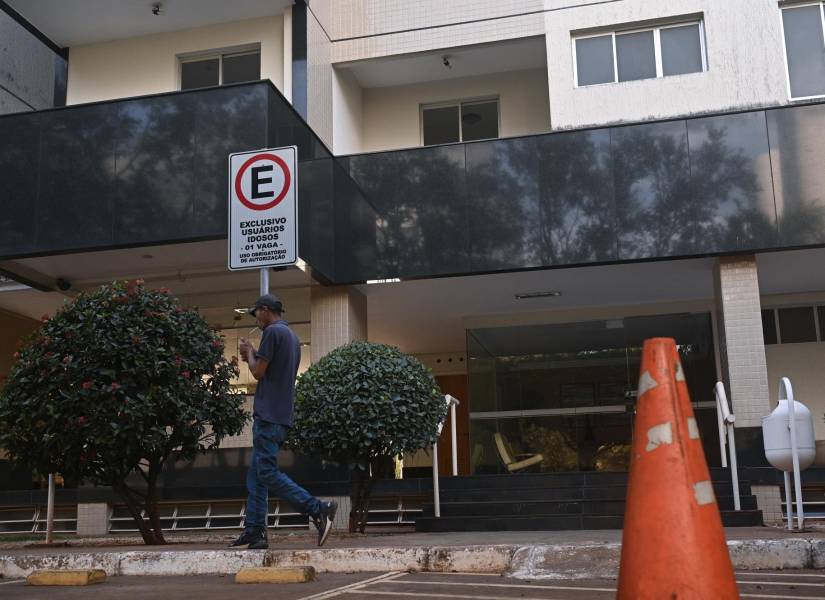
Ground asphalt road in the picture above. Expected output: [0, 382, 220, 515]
[3, 570, 825, 599]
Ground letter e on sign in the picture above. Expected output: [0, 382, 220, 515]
[228, 146, 298, 271]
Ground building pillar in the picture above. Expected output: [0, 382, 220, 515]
[714, 255, 771, 466]
[310, 286, 367, 363]
[291, 0, 307, 120]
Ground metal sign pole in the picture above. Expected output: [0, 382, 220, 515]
[260, 268, 269, 296]
[46, 473, 55, 544]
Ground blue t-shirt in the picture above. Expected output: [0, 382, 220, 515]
[253, 320, 301, 426]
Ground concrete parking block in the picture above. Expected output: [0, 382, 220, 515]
[234, 566, 316, 584]
[27, 569, 107, 586]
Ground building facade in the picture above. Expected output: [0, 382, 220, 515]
[2, 0, 825, 531]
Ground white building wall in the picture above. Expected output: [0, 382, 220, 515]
[66, 16, 285, 105]
[545, 0, 788, 130]
[332, 67, 364, 155]
[766, 343, 825, 443]
[307, 8, 334, 148]
[361, 68, 550, 153]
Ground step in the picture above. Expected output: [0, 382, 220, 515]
[414, 509, 763, 533]
[438, 483, 751, 503]
[420, 495, 758, 518]
[435, 472, 629, 490]
[414, 514, 624, 532]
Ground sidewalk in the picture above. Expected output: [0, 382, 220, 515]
[2, 527, 825, 580]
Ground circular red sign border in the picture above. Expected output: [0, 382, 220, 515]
[234, 153, 291, 211]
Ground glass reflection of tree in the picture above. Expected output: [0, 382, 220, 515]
[349, 147, 471, 277]
[614, 124, 774, 257]
[344, 115, 825, 280]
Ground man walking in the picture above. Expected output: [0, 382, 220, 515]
[230, 293, 337, 550]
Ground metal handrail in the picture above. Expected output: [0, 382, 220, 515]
[432, 394, 461, 518]
[715, 382, 741, 510]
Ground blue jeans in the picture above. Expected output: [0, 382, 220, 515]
[245, 419, 322, 530]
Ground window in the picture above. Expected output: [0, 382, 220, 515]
[762, 309, 778, 345]
[421, 99, 499, 146]
[180, 49, 261, 90]
[574, 21, 706, 87]
[781, 3, 825, 99]
[762, 305, 825, 344]
[778, 307, 817, 343]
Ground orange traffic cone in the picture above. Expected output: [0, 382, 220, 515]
[617, 338, 738, 599]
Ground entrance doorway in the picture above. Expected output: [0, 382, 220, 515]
[467, 312, 719, 474]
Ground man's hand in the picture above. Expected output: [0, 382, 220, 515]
[239, 339, 254, 363]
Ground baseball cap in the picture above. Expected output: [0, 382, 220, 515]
[249, 294, 284, 316]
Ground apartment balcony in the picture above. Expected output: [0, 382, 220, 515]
[0, 81, 371, 284]
[337, 101, 825, 282]
[2, 82, 825, 286]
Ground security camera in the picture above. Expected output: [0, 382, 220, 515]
[151, 2, 163, 16]
[442, 56, 452, 69]
[56, 278, 71, 291]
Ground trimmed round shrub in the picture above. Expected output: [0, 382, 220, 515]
[292, 341, 446, 531]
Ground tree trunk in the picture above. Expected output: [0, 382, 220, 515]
[348, 457, 394, 533]
[144, 460, 166, 545]
[111, 458, 166, 546]
[113, 483, 165, 545]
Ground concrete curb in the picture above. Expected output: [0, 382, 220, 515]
[1, 539, 822, 580]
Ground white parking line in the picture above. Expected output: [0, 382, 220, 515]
[737, 581, 824, 587]
[741, 594, 825, 600]
[387, 580, 616, 592]
[0, 579, 25, 586]
[296, 572, 403, 600]
[737, 572, 825, 579]
[343, 592, 606, 600]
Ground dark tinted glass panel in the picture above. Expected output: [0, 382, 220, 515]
[422, 106, 460, 146]
[778, 307, 817, 343]
[191, 85, 268, 236]
[222, 52, 261, 84]
[0, 113, 40, 255]
[576, 35, 615, 86]
[537, 128, 618, 264]
[766, 104, 825, 246]
[467, 137, 541, 271]
[347, 144, 469, 278]
[614, 120, 691, 259]
[37, 105, 117, 251]
[819, 307, 825, 340]
[461, 101, 498, 141]
[181, 58, 219, 90]
[661, 24, 703, 76]
[762, 309, 777, 345]
[782, 6, 825, 98]
[616, 30, 656, 82]
[686, 111, 778, 251]
[332, 160, 378, 283]
[297, 159, 335, 280]
[114, 95, 196, 243]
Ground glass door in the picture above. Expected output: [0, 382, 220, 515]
[467, 312, 718, 474]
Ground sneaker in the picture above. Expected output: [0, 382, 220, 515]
[312, 501, 338, 547]
[228, 527, 268, 550]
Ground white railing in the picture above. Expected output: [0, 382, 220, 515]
[715, 382, 741, 511]
[108, 497, 421, 533]
[108, 499, 306, 533]
[432, 394, 460, 519]
[0, 505, 77, 535]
